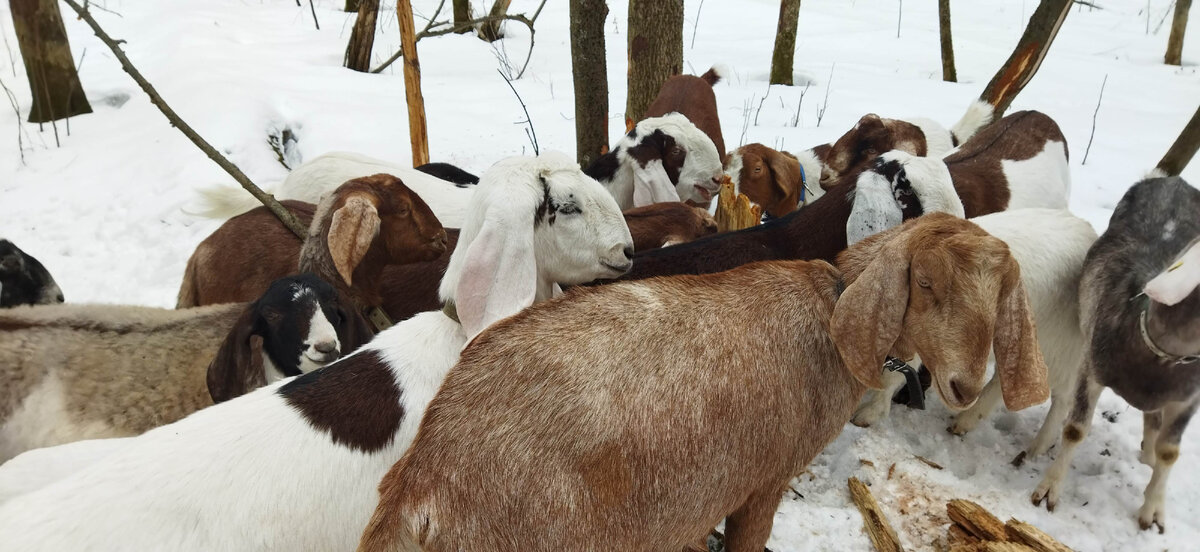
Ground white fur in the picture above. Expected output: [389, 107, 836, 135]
[725, 152, 744, 194]
[1000, 140, 1071, 210]
[1144, 239, 1200, 306]
[845, 150, 964, 246]
[299, 304, 339, 369]
[0, 153, 633, 550]
[0, 437, 132, 505]
[794, 147, 826, 204]
[949, 99, 996, 145]
[853, 209, 1097, 461]
[191, 152, 474, 226]
[846, 171, 903, 245]
[604, 113, 723, 208]
[907, 117, 955, 158]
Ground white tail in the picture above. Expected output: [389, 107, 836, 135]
[187, 183, 274, 219]
[950, 99, 996, 145]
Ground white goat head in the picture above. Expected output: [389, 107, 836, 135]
[846, 150, 964, 246]
[612, 113, 724, 208]
[440, 151, 634, 339]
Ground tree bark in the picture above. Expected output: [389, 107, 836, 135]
[978, 0, 1071, 118]
[770, 0, 802, 86]
[452, 0, 473, 33]
[478, 0, 512, 42]
[396, 0, 430, 166]
[625, 0, 683, 128]
[345, 0, 360, 12]
[10, 0, 92, 123]
[938, 0, 957, 82]
[569, 0, 610, 168]
[1156, 104, 1200, 177]
[344, 0, 380, 72]
[1166, 0, 1192, 66]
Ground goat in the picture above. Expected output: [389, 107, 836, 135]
[643, 66, 726, 160]
[846, 110, 1070, 245]
[725, 143, 822, 218]
[585, 113, 724, 209]
[850, 209, 1096, 465]
[820, 99, 995, 185]
[192, 152, 475, 226]
[414, 162, 478, 187]
[0, 239, 63, 308]
[1032, 177, 1200, 533]
[357, 213, 1048, 552]
[0, 274, 371, 461]
[623, 202, 718, 249]
[178, 174, 447, 325]
[0, 152, 635, 551]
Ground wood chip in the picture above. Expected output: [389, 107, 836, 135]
[915, 455, 944, 470]
[861, 459, 876, 468]
[848, 477, 905, 552]
[1005, 518, 1074, 552]
[948, 524, 980, 545]
[947, 499, 1008, 542]
[887, 463, 897, 480]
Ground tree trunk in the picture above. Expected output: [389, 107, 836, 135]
[978, 0, 1071, 118]
[478, 0, 512, 42]
[10, 0, 92, 123]
[569, 0, 610, 169]
[625, 0, 683, 128]
[345, 0, 360, 12]
[452, 0, 473, 33]
[344, 0, 379, 72]
[938, 0, 957, 82]
[769, 0, 801, 86]
[1166, 0, 1192, 66]
[396, 0, 430, 166]
[1156, 104, 1200, 177]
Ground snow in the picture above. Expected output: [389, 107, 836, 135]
[0, 0, 1198, 549]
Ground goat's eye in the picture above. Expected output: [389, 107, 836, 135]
[865, 148, 877, 156]
[671, 146, 685, 157]
[754, 166, 762, 173]
[558, 204, 581, 215]
[916, 277, 932, 289]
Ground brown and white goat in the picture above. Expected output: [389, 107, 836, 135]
[357, 214, 1048, 552]
[643, 66, 726, 160]
[725, 143, 817, 217]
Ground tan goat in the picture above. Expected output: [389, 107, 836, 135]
[357, 213, 1049, 552]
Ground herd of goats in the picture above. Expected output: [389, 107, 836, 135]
[0, 66, 1197, 551]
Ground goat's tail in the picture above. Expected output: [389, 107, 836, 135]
[176, 251, 201, 308]
[184, 183, 268, 220]
[949, 99, 995, 146]
[700, 64, 726, 87]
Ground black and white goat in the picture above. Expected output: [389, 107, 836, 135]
[0, 239, 63, 308]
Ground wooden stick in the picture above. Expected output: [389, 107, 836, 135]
[847, 477, 905, 552]
[947, 499, 1008, 542]
[395, 0, 429, 166]
[60, 0, 307, 239]
[1005, 518, 1074, 552]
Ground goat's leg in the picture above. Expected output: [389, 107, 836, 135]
[1139, 410, 1163, 466]
[722, 482, 785, 552]
[1137, 400, 1197, 533]
[1032, 364, 1102, 512]
[950, 373, 1003, 435]
[1021, 384, 1075, 463]
[851, 369, 907, 427]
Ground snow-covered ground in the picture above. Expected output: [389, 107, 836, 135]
[1, 0, 1197, 549]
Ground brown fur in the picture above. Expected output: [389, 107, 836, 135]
[278, 349, 404, 453]
[729, 144, 806, 217]
[822, 114, 928, 185]
[356, 214, 1047, 552]
[943, 111, 1067, 218]
[622, 202, 718, 250]
[644, 67, 726, 159]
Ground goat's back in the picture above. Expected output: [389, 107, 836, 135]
[644, 74, 725, 157]
[366, 260, 859, 551]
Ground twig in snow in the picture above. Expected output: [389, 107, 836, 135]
[1, 20, 15, 77]
[689, 0, 705, 49]
[1082, 74, 1107, 166]
[497, 69, 538, 155]
[753, 82, 770, 126]
[738, 96, 753, 147]
[1072, 0, 1102, 9]
[790, 82, 811, 127]
[65, 48, 87, 137]
[1155, 1, 1176, 34]
[308, 0, 320, 30]
[0, 75, 28, 165]
[61, 0, 308, 239]
[817, 64, 835, 127]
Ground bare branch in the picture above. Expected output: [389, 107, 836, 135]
[497, 68, 537, 155]
[371, 2, 544, 75]
[1082, 74, 1107, 165]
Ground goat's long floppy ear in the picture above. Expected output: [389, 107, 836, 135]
[336, 295, 376, 352]
[1144, 239, 1200, 306]
[328, 194, 381, 286]
[766, 150, 801, 209]
[830, 235, 911, 389]
[630, 159, 681, 207]
[454, 189, 539, 341]
[206, 306, 268, 403]
[993, 263, 1049, 411]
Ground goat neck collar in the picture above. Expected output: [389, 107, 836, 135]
[366, 306, 394, 332]
[442, 300, 461, 324]
[1135, 294, 1199, 365]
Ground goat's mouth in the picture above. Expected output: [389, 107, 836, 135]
[602, 261, 633, 275]
[932, 373, 977, 411]
[304, 351, 340, 365]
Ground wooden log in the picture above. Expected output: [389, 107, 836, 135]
[947, 499, 1008, 542]
[947, 524, 979, 546]
[395, 0, 430, 166]
[847, 477, 905, 552]
[1005, 518, 1074, 552]
[714, 177, 761, 232]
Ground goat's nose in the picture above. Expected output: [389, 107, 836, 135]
[623, 246, 635, 260]
[314, 341, 338, 354]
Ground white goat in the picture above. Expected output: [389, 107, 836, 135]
[590, 113, 724, 209]
[0, 152, 634, 551]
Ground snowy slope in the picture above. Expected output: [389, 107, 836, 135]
[0, 0, 1198, 550]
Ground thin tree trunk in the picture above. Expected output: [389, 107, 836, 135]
[1156, 104, 1200, 177]
[978, 0, 1071, 118]
[478, 0, 512, 42]
[396, 0, 430, 166]
[10, 0, 92, 123]
[939, 0, 957, 82]
[345, 0, 360, 12]
[570, 0, 610, 168]
[770, 0, 801, 86]
[452, 0, 473, 33]
[344, 0, 380, 72]
[625, 0, 683, 128]
[1166, 0, 1192, 66]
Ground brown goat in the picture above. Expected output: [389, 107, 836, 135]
[357, 213, 1048, 552]
[181, 198, 718, 324]
[643, 67, 725, 159]
[725, 143, 809, 218]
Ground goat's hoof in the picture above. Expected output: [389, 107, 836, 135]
[947, 424, 968, 436]
[1011, 451, 1027, 468]
[1031, 485, 1057, 512]
[1138, 504, 1166, 533]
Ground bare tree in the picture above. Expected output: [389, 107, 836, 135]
[770, 0, 802, 86]
[1156, 104, 1200, 177]
[625, 0, 683, 128]
[452, 0, 473, 33]
[979, 0, 1071, 118]
[570, 0, 610, 168]
[478, 0, 512, 42]
[345, 0, 360, 11]
[1166, 0, 1192, 66]
[344, 0, 380, 72]
[10, 0, 92, 123]
[939, 0, 957, 82]
[396, 0, 430, 166]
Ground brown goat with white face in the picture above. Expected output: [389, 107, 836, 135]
[356, 213, 1048, 552]
[725, 143, 809, 218]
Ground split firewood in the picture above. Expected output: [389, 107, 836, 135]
[1005, 518, 1074, 552]
[848, 477, 905, 552]
[947, 499, 1008, 542]
[714, 178, 761, 232]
